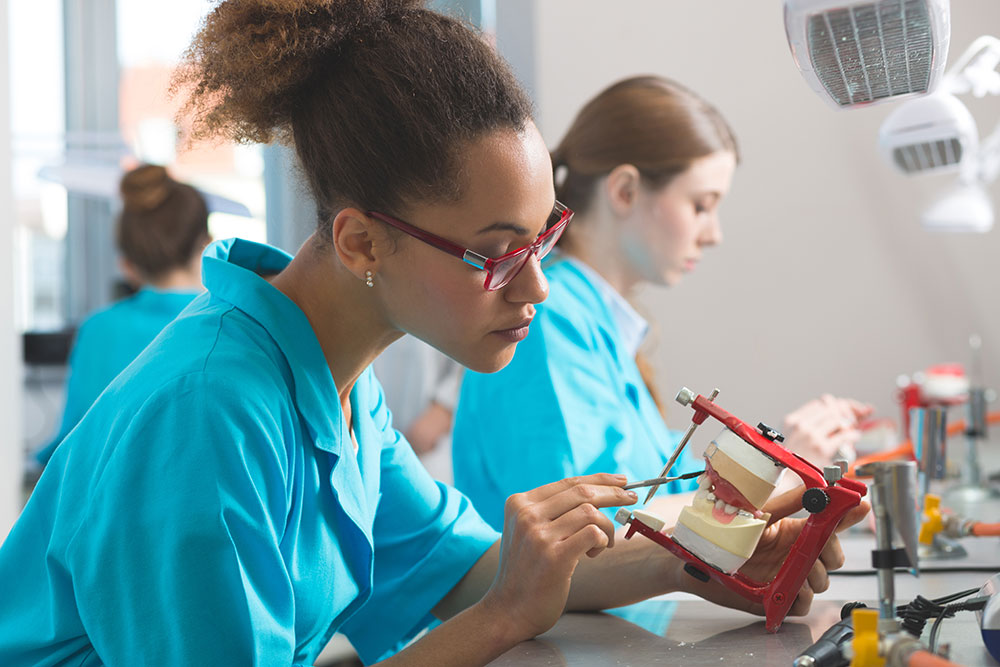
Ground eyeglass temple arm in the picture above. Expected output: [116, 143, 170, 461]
[368, 210, 478, 263]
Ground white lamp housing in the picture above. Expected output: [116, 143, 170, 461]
[921, 182, 994, 232]
[784, 0, 951, 109]
[878, 91, 978, 175]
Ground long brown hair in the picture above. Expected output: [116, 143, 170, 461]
[173, 0, 533, 235]
[117, 164, 209, 281]
[552, 75, 739, 231]
[551, 75, 739, 413]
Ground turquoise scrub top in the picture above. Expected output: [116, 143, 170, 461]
[0, 239, 499, 666]
[35, 287, 200, 466]
[453, 257, 702, 530]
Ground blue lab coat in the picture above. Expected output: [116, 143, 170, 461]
[453, 257, 702, 530]
[35, 287, 200, 466]
[0, 239, 498, 666]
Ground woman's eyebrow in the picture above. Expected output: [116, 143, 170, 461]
[477, 221, 530, 235]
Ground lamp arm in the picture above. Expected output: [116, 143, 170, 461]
[945, 35, 1000, 98]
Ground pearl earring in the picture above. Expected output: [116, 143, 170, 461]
[365, 270, 374, 288]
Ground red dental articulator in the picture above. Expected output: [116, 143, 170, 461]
[618, 387, 867, 632]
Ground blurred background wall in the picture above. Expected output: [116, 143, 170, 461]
[497, 0, 1000, 430]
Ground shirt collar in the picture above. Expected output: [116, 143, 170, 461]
[201, 238, 345, 453]
[564, 256, 649, 358]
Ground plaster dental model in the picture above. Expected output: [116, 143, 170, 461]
[672, 428, 784, 573]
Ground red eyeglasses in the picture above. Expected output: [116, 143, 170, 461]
[368, 201, 573, 291]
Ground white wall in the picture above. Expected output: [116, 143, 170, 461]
[1, 0, 24, 540]
[498, 1, 1000, 430]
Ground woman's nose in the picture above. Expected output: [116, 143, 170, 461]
[504, 253, 549, 305]
[700, 215, 723, 246]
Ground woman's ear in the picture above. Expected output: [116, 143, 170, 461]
[330, 207, 386, 281]
[605, 164, 642, 218]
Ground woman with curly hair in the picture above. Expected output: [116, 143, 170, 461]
[0, 3, 866, 665]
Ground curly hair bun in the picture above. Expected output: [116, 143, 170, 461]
[120, 164, 173, 212]
[173, 0, 426, 145]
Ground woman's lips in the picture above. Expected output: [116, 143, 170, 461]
[492, 318, 533, 342]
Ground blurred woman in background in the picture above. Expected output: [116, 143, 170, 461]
[35, 164, 209, 465]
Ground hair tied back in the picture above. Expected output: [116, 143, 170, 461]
[120, 164, 173, 212]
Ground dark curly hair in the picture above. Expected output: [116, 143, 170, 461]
[173, 0, 534, 236]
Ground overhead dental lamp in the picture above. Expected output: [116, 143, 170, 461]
[878, 91, 977, 175]
[878, 35, 1000, 232]
[784, 0, 951, 109]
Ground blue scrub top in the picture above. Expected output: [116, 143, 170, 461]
[453, 257, 702, 530]
[0, 239, 499, 666]
[35, 287, 200, 466]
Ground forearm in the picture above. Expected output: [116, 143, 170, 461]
[377, 599, 520, 667]
[566, 532, 682, 611]
[433, 541, 501, 620]
[437, 526, 686, 617]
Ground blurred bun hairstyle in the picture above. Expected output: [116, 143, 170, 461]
[551, 75, 739, 224]
[173, 0, 533, 237]
[117, 164, 210, 280]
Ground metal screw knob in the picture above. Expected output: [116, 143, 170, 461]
[675, 387, 696, 406]
[824, 465, 844, 483]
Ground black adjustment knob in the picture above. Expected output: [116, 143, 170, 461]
[683, 563, 710, 583]
[802, 488, 829, 514]
[757, 422, 785, 443]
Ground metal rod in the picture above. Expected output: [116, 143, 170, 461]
[870, 472, 897, 621]
[643, 388, 719, 505]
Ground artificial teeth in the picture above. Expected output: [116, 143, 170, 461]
[706, 492, 716, 501]
[714, 499, 725, 512]
[724, 503, 738, 515]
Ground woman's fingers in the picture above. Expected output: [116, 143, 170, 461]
[531, 481, 636, 522]
[560, 522, 612, 560]
[549, 502, 617, 553]
[762, 486, 809, 524]
[806, 559, 830, 594]
[819, 531, 846, 572]
[788, 584, 816, 617]
[518, 473, 628, 505]
[837, 501, 871, 533]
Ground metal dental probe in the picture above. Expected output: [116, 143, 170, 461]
[643, 387, 719, 505]
[624, 470, 705, 490]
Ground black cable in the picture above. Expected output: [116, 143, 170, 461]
[927, 608, 949, 652]
[924, 595, 990, 651]
[895, 588, 981, 638]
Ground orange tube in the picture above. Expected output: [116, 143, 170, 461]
[848, 411, 1000, 478]
[908, 650, 962, 667]
[971, 522, 1000, 537]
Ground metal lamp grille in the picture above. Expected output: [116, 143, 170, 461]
[807, 0, 935, 106]
[891, 137, 963, 172]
